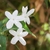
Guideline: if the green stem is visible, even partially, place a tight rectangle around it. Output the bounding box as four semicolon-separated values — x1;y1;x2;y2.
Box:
15;45;20;50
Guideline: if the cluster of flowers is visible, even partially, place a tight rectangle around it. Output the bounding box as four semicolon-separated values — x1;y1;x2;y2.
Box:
5;6;34;45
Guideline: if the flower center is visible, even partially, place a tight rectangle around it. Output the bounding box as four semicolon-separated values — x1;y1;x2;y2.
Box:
13;18;15;20
17;34;20;36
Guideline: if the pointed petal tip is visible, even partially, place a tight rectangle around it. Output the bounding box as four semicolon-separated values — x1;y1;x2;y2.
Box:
11;41;16;45
10;37;18;45
5;11;8;15
9;30;12;33
14;10;18;12
23;43;26;46
6;24;10;29
21;41;26;46
26;6;28;9
6;20;13;29
27;22;30;25
32;9;35;12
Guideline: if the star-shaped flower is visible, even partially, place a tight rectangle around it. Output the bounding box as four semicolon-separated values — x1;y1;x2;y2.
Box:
22;6;35;24
5;10;22;29
9;29;28;45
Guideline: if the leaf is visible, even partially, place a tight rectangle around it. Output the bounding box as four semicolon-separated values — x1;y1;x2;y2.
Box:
40;30;45;35
34;12;40;24
0;18;8;28
0;35;6;50
21;21;36;38
0;18;8;33
2;18;8;24
44;0;48;8
42;23;49;31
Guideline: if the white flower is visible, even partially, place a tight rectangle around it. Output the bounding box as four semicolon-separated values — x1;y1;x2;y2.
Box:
5;10;22;29
22;6;35;24
9;29;28;45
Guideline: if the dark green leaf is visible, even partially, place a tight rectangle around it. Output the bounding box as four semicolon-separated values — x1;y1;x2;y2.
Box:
0;35;6;50
34;13;40;24
44;0;48;8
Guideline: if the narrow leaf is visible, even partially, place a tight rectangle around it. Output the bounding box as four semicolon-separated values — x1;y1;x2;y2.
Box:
21;21;36;38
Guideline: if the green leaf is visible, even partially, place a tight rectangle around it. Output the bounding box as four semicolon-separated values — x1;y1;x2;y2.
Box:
0;35;6;50
44;0;48;8
34;13;40;24
40;30;45;35
42;23;49;31
0;18;8;33
21;21;36;38
2;18;8;24
0;18;8;29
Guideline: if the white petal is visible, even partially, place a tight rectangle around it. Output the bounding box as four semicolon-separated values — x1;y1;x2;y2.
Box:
9;30;17;36
26;9;35;17
20;31;28;37
6;20;13;29
22;6;28;14
19;37;26;45
5;11;12;19
12;10;18;16
11;37;18;44
26;17;30;24
16;28;22;34
14;21;22;29
16;15;25;21
22;6;25;13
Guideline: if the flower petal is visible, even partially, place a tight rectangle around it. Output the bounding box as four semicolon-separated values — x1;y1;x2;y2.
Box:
20;31;28;37
26;17;30;24
19;37;26;45
14;20;22;29
5;11;12;19
12;10;18;16
11;37;18;44
26;9;35;17
9;30;17;36
16;28;22;34
6;20;13;29
16;15;25;21
22;6;28;14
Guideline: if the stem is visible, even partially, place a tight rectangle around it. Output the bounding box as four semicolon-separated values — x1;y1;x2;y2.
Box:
15;45;20;50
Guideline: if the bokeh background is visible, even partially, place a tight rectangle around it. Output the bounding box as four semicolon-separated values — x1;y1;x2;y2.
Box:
0;0;50;50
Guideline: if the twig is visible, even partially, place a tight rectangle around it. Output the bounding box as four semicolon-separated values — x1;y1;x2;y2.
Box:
33;27;41;34
30;21;38;28
6;0;16;10
15;45;20;50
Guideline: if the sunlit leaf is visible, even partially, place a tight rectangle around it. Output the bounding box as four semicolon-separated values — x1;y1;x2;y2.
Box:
42;23;49;31
40;30;45;35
